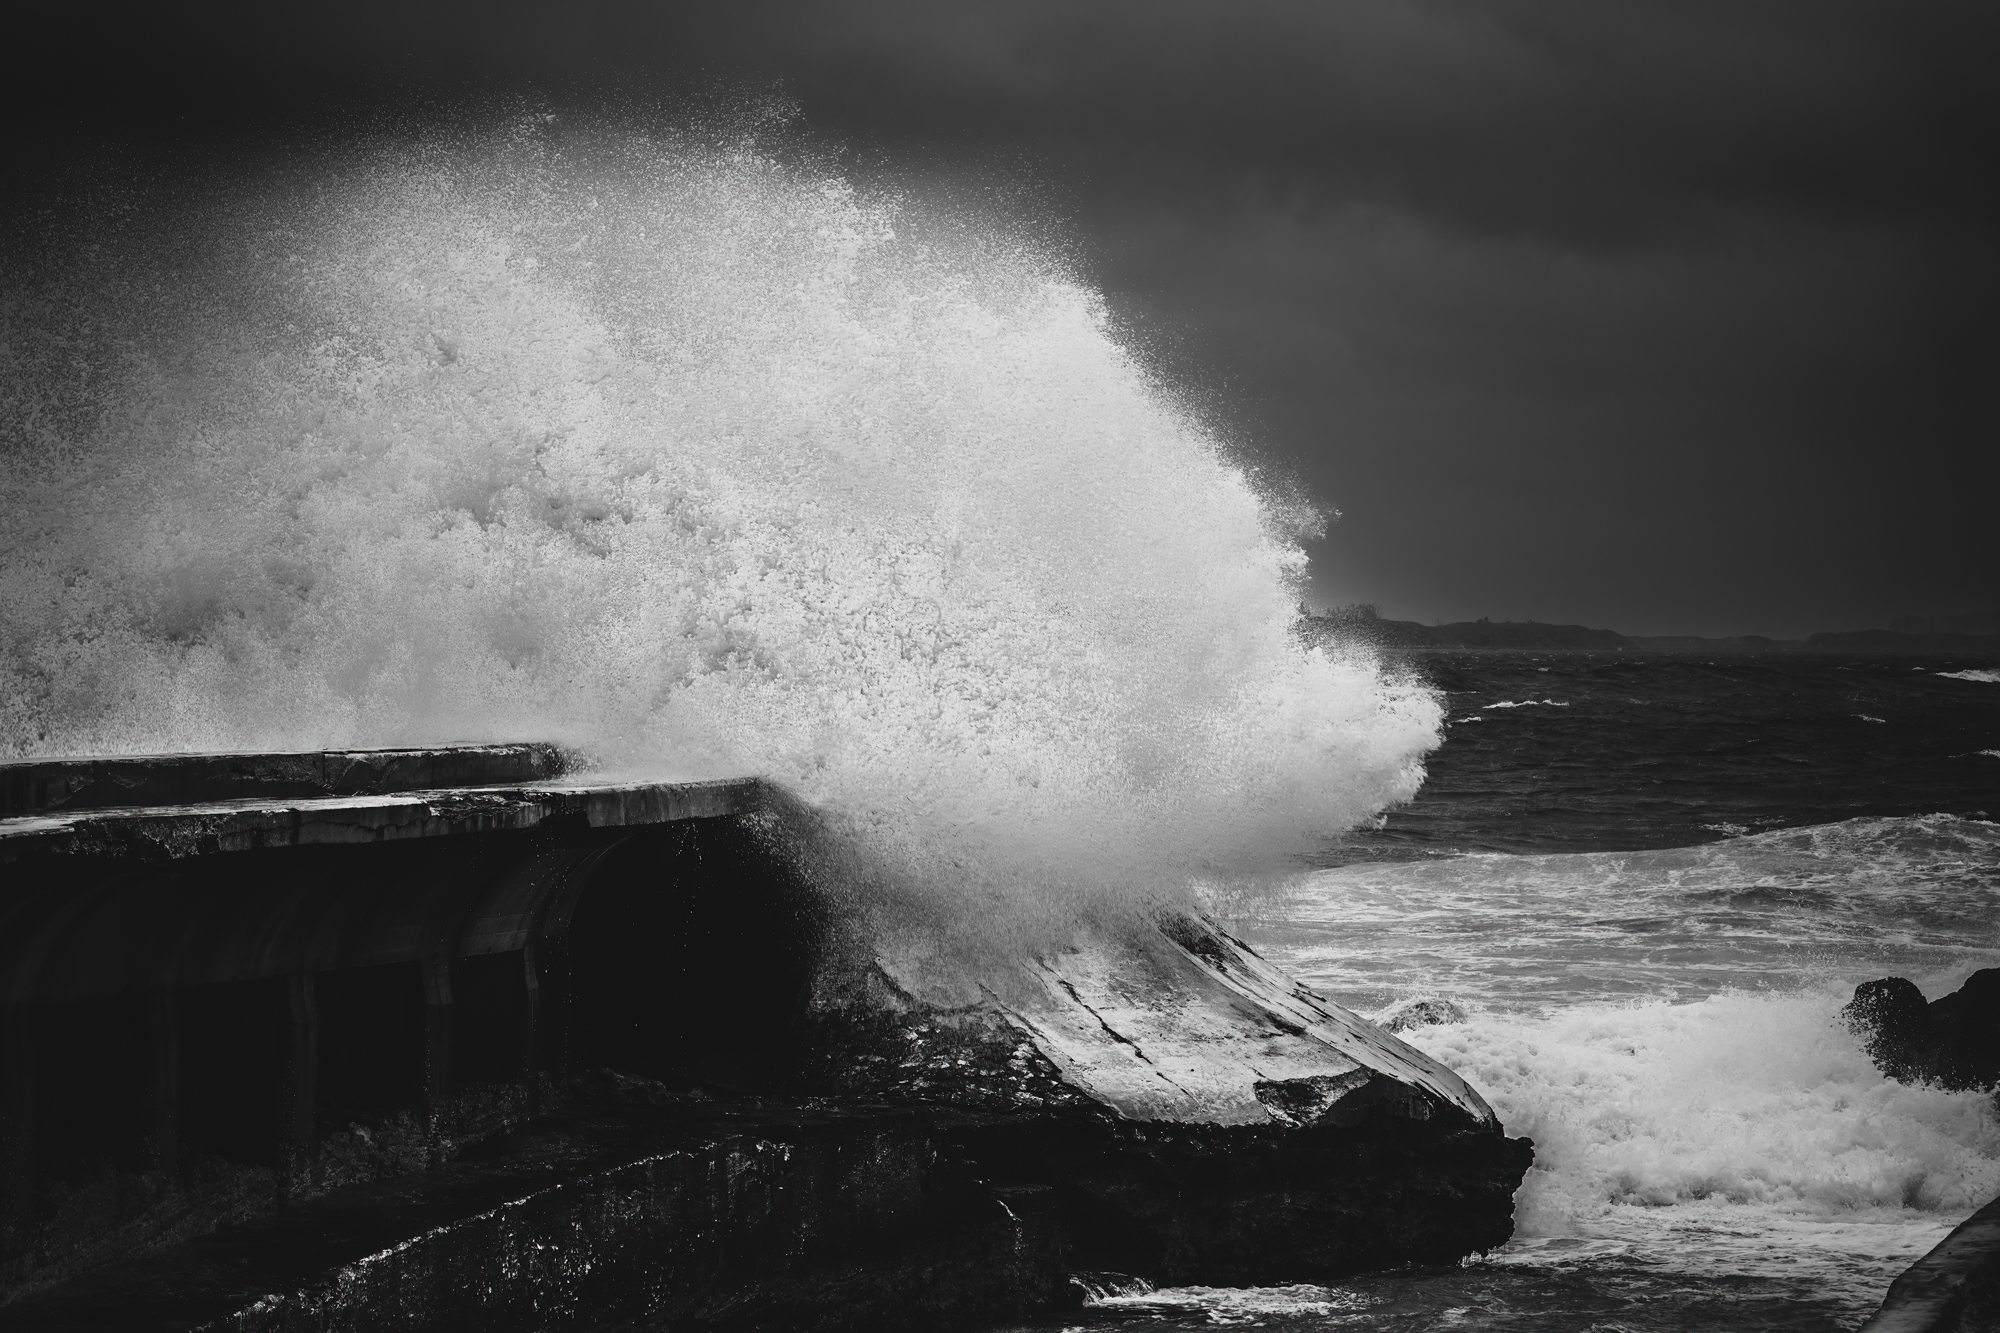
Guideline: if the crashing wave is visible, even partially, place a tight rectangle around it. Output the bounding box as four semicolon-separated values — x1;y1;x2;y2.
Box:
0;111;1439;937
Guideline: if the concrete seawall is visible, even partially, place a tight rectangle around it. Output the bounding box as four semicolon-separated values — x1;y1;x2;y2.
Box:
0;745;1532;1328
1858;1195;2000;1333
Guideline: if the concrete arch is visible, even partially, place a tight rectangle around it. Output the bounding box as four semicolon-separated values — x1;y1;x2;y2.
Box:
563;818;827;1094
0;754;774;1288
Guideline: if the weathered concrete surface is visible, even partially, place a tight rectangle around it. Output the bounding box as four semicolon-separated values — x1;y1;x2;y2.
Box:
0;775;764;866
1857;1195;2000;1333
1;758;776;1304
802;912;1531;1281
0;744;569;819
811;912;1495;1129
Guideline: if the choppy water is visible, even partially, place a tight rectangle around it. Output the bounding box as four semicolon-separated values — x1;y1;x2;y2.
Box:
1013;653;2000;1332
1318;652;2000;863
10;109;1999;1332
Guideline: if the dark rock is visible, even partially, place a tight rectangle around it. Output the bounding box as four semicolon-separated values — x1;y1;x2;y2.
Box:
800;911;1534;1284
1846;978;1935;1082
1929;970;2000;1091
5;1101;1068;1333
1845;971;2000;1092
950;1106;1534;1288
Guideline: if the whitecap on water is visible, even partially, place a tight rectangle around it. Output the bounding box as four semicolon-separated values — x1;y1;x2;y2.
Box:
1086;1282;1373;1323
1241;815;2000;1327
1404;990;2000;1229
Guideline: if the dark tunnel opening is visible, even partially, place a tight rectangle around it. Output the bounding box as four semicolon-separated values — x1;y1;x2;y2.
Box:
566;818;825;1095
317;962;426;1123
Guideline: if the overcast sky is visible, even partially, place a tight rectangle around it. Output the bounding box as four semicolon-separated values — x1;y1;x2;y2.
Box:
12;1;1996;637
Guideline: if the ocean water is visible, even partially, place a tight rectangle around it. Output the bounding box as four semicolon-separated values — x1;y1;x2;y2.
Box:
1013;652;2000;1332
9;112;2000;1331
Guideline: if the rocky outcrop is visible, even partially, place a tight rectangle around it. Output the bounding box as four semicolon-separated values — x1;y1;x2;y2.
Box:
800;912;1532;1284
801;912;1497;1128
1845;970;2000;1092
6;1097;1066;1332
9;894;1535;1328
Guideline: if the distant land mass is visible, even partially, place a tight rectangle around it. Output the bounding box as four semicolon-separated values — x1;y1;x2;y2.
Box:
1299;606;2000;653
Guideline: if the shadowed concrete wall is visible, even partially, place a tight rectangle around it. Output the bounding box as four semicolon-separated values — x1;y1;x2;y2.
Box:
0;749;795;1300
1;746;1534;1327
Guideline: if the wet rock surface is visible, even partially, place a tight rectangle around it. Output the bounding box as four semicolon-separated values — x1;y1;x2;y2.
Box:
7;1083;1530;1331
1845;970;2000;1091
6;1093;1061;1332
6;905;1533;1329
797;911;1533;1292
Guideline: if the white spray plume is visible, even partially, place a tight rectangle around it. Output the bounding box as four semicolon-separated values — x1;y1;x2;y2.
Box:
1;113;1440;939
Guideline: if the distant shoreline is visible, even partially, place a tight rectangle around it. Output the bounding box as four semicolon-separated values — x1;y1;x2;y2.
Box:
1297;611;2000;655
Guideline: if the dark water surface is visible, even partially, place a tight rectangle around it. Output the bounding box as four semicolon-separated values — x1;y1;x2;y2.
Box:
1004;651;2000;1333
1321;652;2000;864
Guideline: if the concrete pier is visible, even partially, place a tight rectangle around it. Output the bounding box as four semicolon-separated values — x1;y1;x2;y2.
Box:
1858;1195;2000;1333
0;743;570;818
1;747;767;1299
0;745;1532;1328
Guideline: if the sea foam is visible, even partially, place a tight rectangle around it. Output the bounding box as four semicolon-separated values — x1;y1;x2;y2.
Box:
1404;989;2000;1236
1259;816;2000;1302
0;113;1439;935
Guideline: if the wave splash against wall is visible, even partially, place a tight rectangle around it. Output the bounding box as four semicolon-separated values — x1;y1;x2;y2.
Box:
1;113;1440;934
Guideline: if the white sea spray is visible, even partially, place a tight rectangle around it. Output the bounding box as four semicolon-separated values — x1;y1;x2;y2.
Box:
1405;989;2000;1235
0;113;1440;940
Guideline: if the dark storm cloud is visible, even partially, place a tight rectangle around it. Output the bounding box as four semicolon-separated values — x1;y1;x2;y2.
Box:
13;1;1997;635
40;2;1991;234
768;0;1993;241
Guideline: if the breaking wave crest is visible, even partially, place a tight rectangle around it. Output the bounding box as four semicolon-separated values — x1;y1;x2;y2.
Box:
0;112;1439;935
1259;816;2000;1308
1408;989;2000;1236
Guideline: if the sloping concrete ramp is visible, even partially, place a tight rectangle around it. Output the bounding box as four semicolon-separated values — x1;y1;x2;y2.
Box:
1;745;1531;1329
1858;1195;2000;1333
